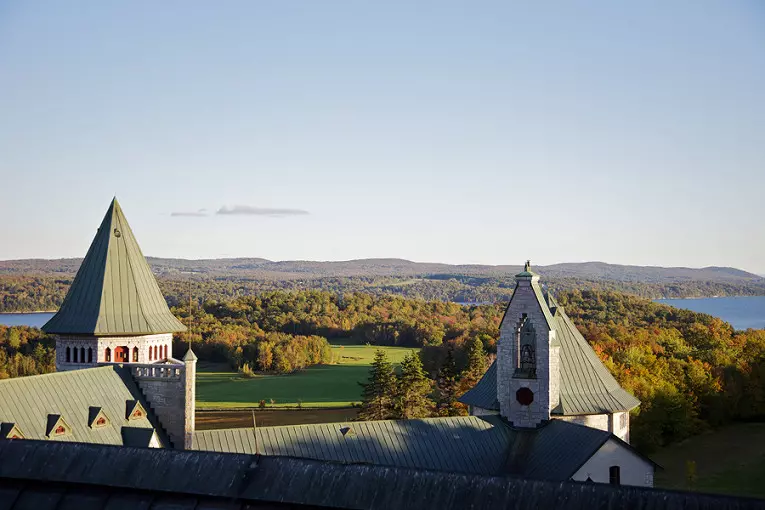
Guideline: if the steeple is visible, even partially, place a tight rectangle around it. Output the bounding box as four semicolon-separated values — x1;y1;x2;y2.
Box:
43;198;187;336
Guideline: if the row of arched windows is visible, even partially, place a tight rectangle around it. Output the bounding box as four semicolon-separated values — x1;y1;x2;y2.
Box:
148;345;168;361
65;344;169;364
65;346;93;364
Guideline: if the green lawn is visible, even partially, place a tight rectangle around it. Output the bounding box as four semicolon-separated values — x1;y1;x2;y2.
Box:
196;342;415;408
652;422;765;499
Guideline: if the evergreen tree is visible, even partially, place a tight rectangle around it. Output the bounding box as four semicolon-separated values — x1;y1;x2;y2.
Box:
358;349;398;420
436;348;465;416
395;351;435;419
460;337;488;392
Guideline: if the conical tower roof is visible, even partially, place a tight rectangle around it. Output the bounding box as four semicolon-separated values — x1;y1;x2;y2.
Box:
43;199;187;336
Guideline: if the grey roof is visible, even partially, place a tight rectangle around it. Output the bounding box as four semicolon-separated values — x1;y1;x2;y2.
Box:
194;417;647;481
459;360;499;410
553;305;641;414
42;198;186;336
0;365;167;446
460;287;640;415
2;440;762;510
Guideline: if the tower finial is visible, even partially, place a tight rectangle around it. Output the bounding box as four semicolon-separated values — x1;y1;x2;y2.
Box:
525;260;531;272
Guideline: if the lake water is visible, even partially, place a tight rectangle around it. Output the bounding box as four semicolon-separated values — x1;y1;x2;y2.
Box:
1;296;764;331
0;312;55;328
656;296;765;330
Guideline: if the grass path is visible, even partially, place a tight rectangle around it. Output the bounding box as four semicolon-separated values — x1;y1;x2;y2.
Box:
196;342;415;408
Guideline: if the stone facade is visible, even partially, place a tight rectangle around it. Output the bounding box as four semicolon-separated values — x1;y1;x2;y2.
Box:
56;333;173;371
497;274;558;428
129;356;195;450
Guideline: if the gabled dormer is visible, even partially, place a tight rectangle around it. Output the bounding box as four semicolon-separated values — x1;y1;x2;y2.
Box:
126;400;147;421
45;414;72;439
88;407;110;429
1;423;24;440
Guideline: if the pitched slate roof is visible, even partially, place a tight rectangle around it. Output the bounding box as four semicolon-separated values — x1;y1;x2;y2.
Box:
42;198;186;336
459;288;640;415
3;441;760;510
193;417;646;482
0;365;167;446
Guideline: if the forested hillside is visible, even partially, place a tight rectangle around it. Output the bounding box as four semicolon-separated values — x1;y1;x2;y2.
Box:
2;289;764;453
2;261;765;313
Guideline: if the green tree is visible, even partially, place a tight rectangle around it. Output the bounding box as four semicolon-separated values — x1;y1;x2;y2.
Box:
358;350;398;420
460;337;488;392
436;348;465;416
395;351;434;419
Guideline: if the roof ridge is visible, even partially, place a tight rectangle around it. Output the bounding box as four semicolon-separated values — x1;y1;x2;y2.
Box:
198;415;482;434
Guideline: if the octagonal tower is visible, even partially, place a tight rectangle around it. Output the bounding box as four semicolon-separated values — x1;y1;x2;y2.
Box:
43;198;186;371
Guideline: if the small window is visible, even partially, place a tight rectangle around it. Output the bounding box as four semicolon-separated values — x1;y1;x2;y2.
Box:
154;346;158;359
609;466;621;486
105;347;111;362
66;346;71;363
164;345;168;359
132;347;139;362
73;347;78;363
88;348;93;363
80;347;85;363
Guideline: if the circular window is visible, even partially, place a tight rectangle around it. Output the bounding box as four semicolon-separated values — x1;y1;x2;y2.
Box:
516;387;534;406
114;228;122;238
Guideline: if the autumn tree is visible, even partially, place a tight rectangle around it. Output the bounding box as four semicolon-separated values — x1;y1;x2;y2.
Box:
460;337;488;392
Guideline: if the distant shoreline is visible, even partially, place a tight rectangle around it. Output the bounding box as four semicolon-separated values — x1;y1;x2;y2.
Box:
0;310;56;314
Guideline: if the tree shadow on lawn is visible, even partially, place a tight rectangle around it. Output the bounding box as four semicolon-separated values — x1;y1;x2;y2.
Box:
196;364;374;406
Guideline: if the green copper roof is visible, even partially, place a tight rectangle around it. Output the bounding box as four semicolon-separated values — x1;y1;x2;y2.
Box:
515;259;538;278
193;418;640;481
0;365;167;446
43;198;186;336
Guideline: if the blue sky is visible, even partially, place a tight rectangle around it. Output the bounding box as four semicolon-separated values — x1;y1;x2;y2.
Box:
1;1;763;272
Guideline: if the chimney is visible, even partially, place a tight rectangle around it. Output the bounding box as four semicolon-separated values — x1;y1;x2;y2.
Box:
183;348;197;450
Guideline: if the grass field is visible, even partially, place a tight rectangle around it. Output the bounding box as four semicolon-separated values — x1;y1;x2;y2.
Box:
652;422;765;498
196;341;415;409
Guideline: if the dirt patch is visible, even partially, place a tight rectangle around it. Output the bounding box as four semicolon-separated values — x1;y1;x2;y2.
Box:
196;407;360;430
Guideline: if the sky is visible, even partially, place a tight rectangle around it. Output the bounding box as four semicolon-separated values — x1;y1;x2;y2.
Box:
1;2;764;273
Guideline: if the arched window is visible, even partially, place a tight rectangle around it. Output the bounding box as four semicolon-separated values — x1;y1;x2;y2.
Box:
73;347;78;363
66;346;71;363
163;345;168;359
149;347;153;361
154;346;158;359
80;347;85;363
514;317;537;378
132;347;139;362
88;348;93;363
105;347;111;362
609;466;621;486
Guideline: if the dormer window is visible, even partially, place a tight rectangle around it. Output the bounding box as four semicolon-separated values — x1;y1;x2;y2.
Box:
126;400;147;421
1;423;24;440
45;414;71;438
89;407;110;429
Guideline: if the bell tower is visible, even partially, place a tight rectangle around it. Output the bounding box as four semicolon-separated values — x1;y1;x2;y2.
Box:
496;261;560;428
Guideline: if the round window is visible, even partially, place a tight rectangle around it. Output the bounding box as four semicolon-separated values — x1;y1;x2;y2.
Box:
516;387;534;406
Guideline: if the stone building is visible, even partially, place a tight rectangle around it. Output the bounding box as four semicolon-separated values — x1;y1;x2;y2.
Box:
1;199;654;487
1;199;196;449
459;262;640;443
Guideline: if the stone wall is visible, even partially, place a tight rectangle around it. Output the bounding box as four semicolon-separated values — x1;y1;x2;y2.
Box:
130;363;187;449
556;413;610;432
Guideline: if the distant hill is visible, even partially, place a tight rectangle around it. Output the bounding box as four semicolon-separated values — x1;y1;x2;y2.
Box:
1;257;762;284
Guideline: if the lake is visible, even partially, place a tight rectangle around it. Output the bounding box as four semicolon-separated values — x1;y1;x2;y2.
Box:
1;296;765;331
656;296;765;330
0;312;55;328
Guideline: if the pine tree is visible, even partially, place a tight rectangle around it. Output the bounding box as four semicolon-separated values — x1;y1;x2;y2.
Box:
358;349;398;420
436;348;465;416
395;351;435;419
460;337;488;392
